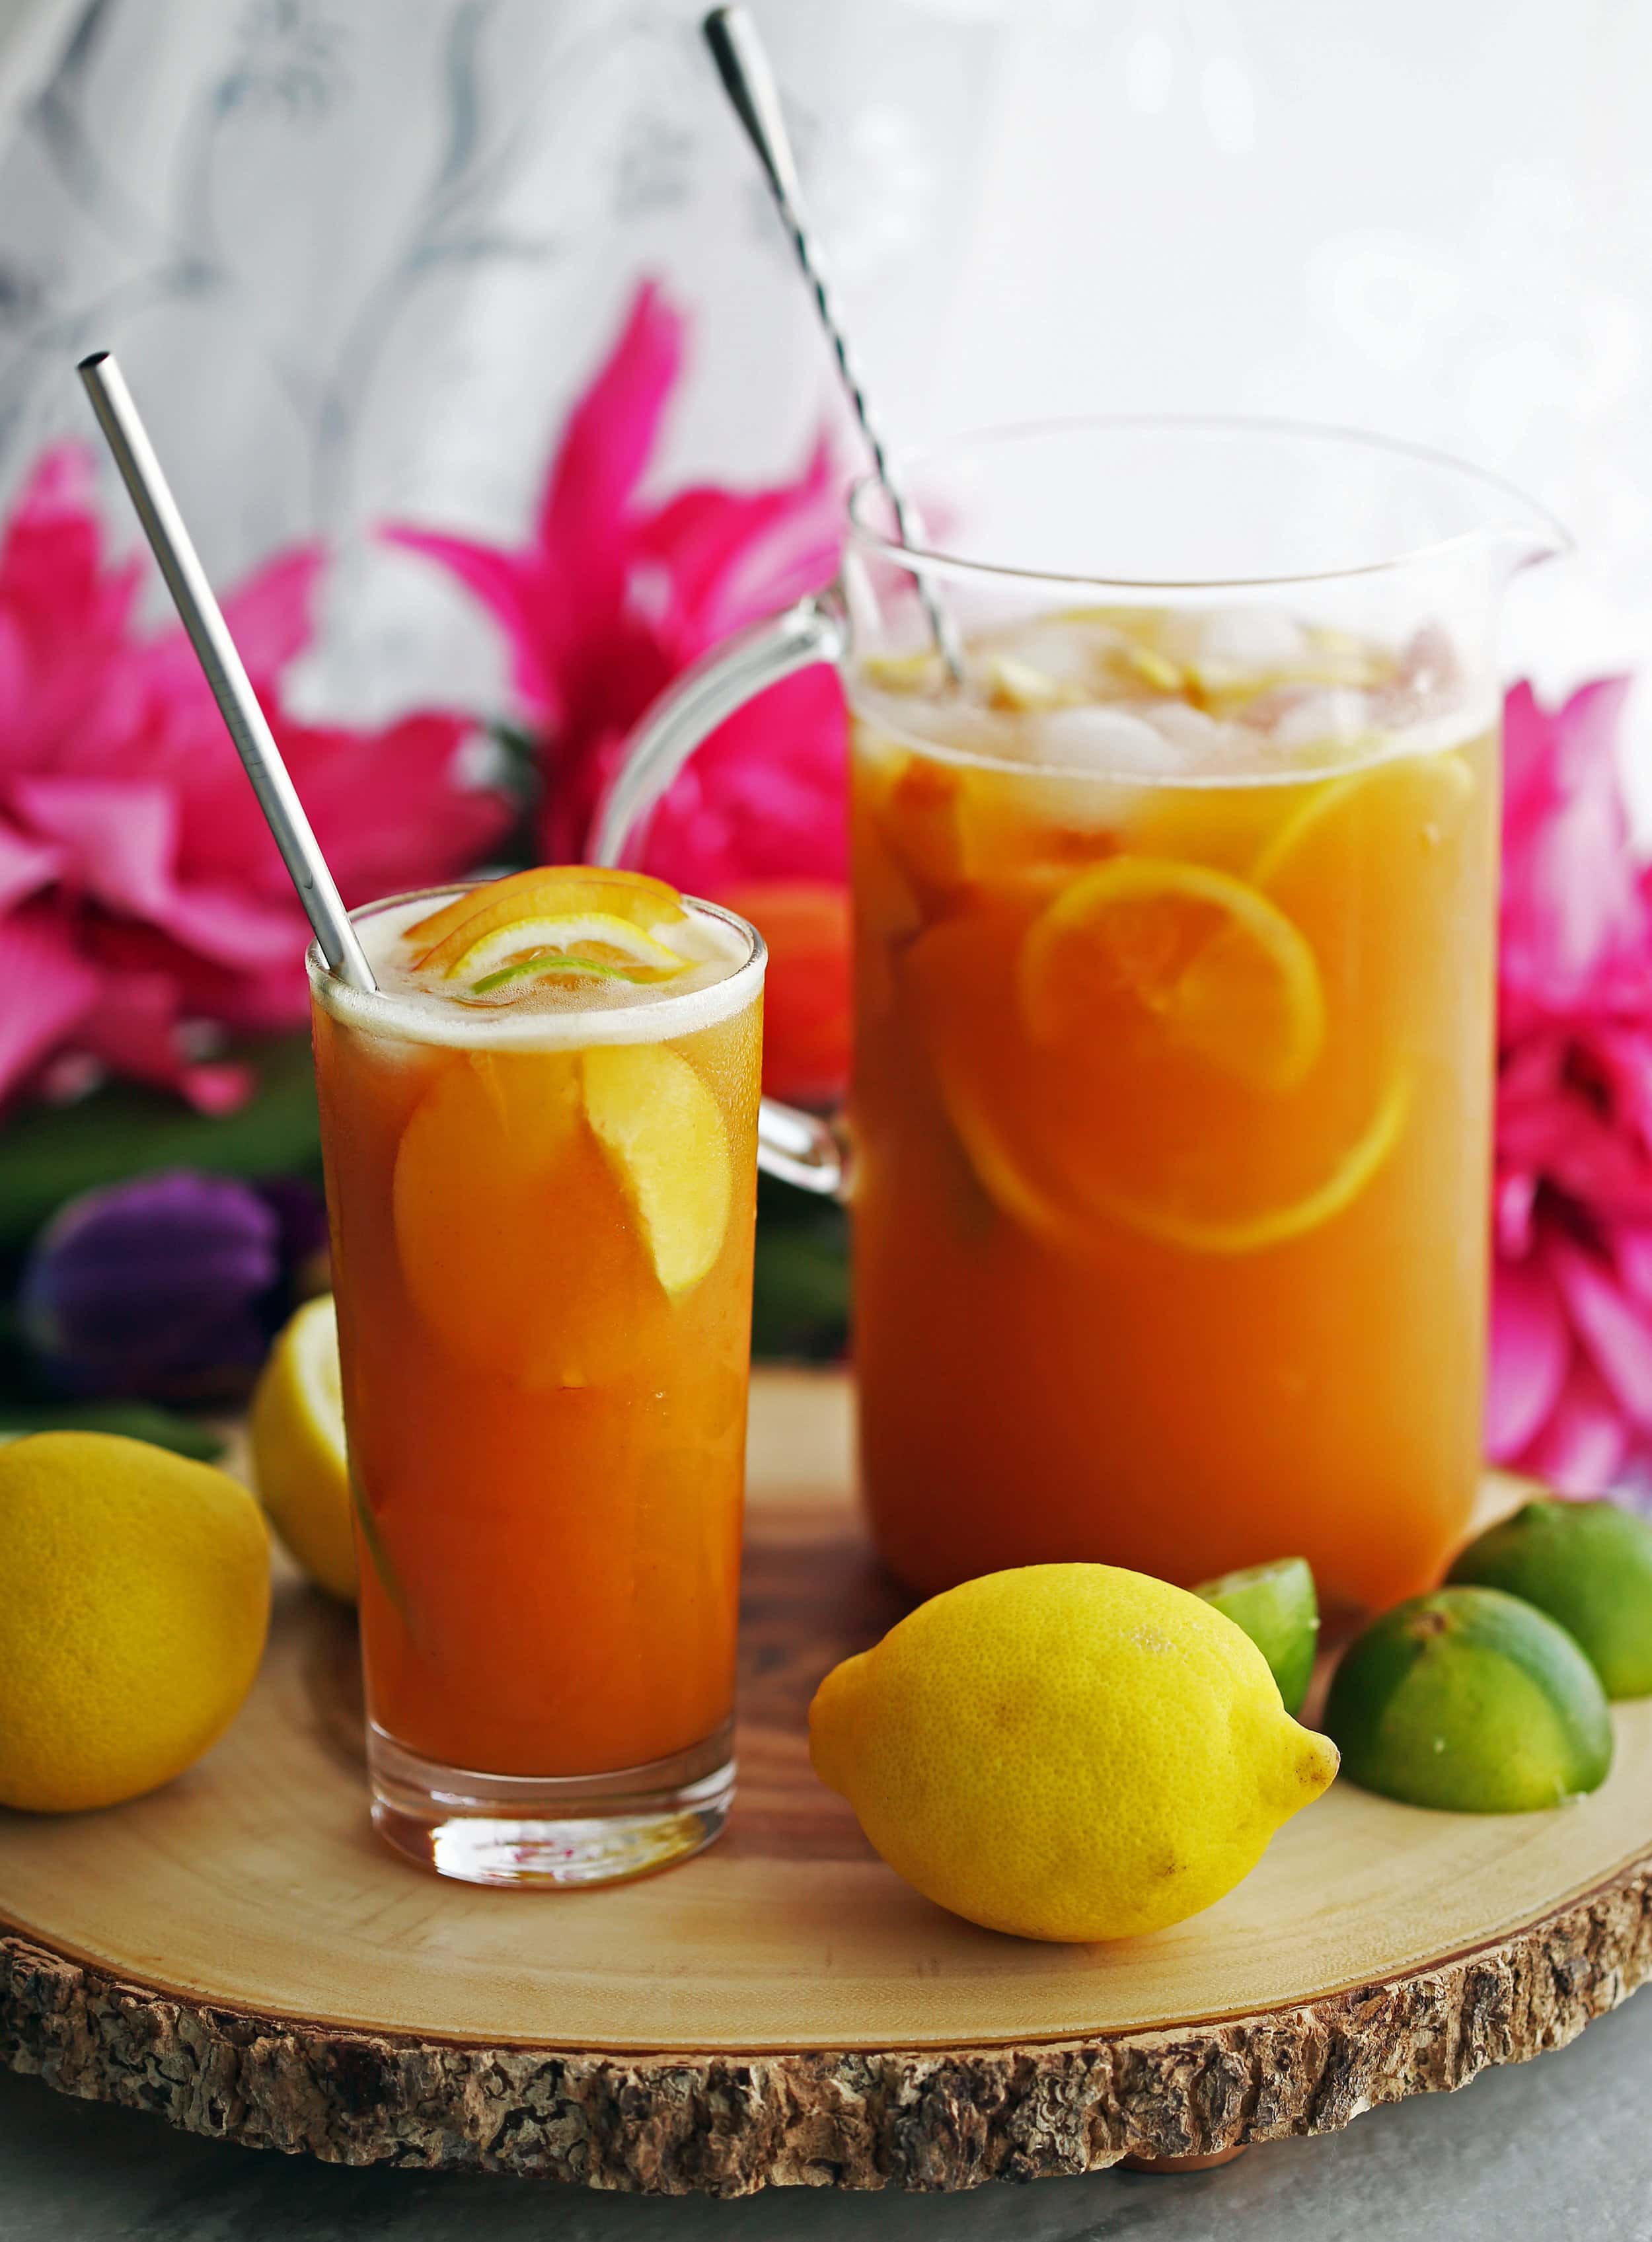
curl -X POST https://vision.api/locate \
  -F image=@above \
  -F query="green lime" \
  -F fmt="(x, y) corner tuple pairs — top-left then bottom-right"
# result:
(1193, 1557), (1319, 1716)
(1446, 1494), (1652, 1700)
(1324, 1587), (1613, 1813)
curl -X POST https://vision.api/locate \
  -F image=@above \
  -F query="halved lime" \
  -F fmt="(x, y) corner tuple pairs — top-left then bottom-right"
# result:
(1324, 1587), (1614, 1813)
(1447, 1495), (1652, 1700)
(1193, 1557), (1319, 1715)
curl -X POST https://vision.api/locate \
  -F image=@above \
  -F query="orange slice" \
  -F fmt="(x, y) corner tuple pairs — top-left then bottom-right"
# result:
(407, 866), (685, 967)
(1019, 855), (1325, 1097)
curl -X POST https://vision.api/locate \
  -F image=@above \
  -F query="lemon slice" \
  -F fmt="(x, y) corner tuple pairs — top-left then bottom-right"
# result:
(582, 1046), (732, 1295)
(248, 1294), (355, 1602)
(443, 912), (688, 983)
(859, 650), (946, 694)
(1252, 749), (1474, 890)
(412, 867), (685, 973)
(1019, 855), (1325, 1096)
(1077, 1072), (1413, 1255)
(936, 1052), (1411, 1259)
(909, 910), (1408, 1263)
(582, 1045), (730, 1300)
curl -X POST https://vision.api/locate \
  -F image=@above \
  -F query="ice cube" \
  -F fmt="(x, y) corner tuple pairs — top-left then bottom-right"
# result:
(1168, 605), (1312, 673)
(1032, 706), (1181, 776)
(1252, 687), (1376, 756)
(981, 617), (1119, 688)
(1143, 700), (1254, 767)
(1376, 624), (1464, 726)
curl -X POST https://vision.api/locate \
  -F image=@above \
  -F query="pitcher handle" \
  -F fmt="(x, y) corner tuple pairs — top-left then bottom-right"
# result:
(591, 589), (852, 1201)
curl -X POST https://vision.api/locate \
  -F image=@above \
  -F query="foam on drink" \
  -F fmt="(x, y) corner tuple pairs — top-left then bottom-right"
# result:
(311, 885), (761, 1051)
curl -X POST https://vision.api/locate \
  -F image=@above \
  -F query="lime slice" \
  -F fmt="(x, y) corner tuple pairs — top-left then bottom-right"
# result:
(582, 1045), (732, 1296)
(1324, 1586), (1614, 1812)
(470, 953), (635, 996)
(1019, 855), (1326, 1098)
(1447, 1495), (1652, 1700)
(1194, 1557), (1319, 1716)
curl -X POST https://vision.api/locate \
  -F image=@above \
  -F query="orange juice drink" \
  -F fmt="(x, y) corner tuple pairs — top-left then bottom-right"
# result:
(849, 609), (1499, 1616)
(307, 868), (763, 1887)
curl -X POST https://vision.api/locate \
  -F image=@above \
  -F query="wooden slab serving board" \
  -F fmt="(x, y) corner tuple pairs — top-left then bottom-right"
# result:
(2, 1369), (1651, 2196)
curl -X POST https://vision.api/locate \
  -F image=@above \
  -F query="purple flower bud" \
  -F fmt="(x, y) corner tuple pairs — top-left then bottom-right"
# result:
(20, 1171), (283, 1401)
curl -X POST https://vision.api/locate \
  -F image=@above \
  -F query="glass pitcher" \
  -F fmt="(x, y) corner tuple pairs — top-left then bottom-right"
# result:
(595, 418), (1567, 1615)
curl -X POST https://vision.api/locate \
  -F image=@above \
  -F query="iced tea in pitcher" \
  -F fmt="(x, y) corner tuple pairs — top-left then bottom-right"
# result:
(850, 607), (1499, 1614)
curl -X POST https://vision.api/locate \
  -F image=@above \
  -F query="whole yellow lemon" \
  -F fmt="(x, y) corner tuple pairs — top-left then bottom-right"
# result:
(0, 1432), (270, 1813)
(809, 1563), (1338, 1942)
(249, 1294), (356, 1602)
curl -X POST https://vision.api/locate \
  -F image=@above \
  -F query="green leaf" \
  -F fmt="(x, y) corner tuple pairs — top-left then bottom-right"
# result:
(0, 1035), (322, 1249)
(0, 1403), (227, 1461)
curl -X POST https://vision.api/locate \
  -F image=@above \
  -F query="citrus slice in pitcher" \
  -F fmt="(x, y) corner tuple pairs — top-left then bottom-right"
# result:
(910, 907), (1408, 1259)
(1252, 747), (1475, 894)
(1018, 855), (1326, 1096)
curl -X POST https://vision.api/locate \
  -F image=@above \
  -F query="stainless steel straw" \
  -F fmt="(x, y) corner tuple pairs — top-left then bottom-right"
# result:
(702, 5), (965, 685)
(77, 351), (377, 992)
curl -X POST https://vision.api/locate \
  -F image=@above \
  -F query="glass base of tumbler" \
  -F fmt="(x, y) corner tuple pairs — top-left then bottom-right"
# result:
(367, 1719), (735, 1888)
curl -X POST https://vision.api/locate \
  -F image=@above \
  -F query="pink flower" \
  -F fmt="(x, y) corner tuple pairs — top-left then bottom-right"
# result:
(1488, 677), (1652, 1497)
(392, 280), (851, 1101)
(0, 446), (508, 1113)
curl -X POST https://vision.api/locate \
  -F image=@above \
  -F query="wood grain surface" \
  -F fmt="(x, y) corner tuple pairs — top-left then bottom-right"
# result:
(1, 1370), (1649, 2192)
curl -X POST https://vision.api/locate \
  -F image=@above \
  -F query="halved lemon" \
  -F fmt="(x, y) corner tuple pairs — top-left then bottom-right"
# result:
(1019, 855), (1326, 1098)
(248, 1294), (354, 1602)
(441, 911), (688, 984)
(582, 1046), (732, 1296)
(410, 866), (685, 972)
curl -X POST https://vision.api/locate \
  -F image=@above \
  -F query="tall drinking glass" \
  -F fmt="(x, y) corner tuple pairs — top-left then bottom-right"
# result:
(597, 420), (1566, 1617)
(308, 881), (764, 1887)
